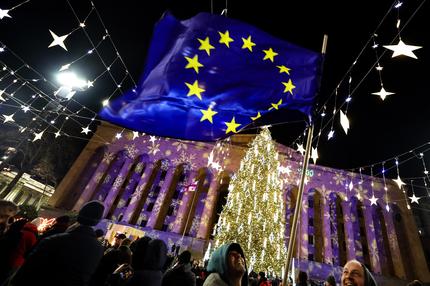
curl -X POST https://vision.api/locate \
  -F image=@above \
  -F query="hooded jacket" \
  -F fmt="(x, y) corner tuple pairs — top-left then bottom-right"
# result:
(203, 243), (248, 286)
(126, 239), (167, 286)
(361, 263), (377, 286)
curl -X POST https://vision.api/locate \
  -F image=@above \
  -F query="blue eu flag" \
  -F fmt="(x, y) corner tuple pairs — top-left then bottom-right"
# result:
(100, 12), (322, 141)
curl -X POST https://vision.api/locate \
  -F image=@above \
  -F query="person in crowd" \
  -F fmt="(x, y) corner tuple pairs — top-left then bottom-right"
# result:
(407, 280), (423, 286)
(325, 275), (336, 286)
(0, 200), (18, 237)
(162, 250), (196, 286)
(203, 242), (248, 286)
(341, 259), (377, 286)
(324, 275), (336, 286)
(39, 215), (70, 239)
(9, 200), (105, 286)
(90, 244), (132, 286)
(0, 218), (27, 284)
(248, 271), (258, 286)
(296, 271), (309, 286)
(126, 239), (167, 286)
(257, 272), (269, 286)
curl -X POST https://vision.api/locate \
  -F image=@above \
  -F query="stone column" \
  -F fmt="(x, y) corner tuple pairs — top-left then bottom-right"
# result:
(49, 122), (118, 208)
(362, 204), (382, 274)
(341, 200), (357, 261)
(196, 176), (221, 239)
(72, 161), (110, 211)
(382, 206), (406, 279)
(398, 203), (430, 281)
(122, 162), (154, 223)
(298, 192), (309, 260)
(321, 196), (334, 264)
(146, 167), (176, 229)
(172, 171), (199, 234)
(103, 158), (133, 217)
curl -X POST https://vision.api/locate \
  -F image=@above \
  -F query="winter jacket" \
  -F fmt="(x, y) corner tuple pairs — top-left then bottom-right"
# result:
(162, 263), (196, 286)
(10, 223), (104, 286)
(203, 273), (229, 286)
(125, 239), (167, 286)
(10, 222), (38, 269)
(203, 243), (248, 286)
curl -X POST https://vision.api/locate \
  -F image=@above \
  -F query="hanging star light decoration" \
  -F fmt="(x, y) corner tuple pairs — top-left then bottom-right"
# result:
(32, 130), (44, 142)
(81, 126), (91, 135)
(59, 64), (70, 71)
(383, 39), (422, 59)
(54, 130), (61, 138)
(2, 114), (14, 123)
(115, 132), (122, 139)
(296, 143), (305, 155)
(48, 30), (69, 51)
(0, 90), (7, 101)
(393, 176), (406, 189)
(311, 147), (318, 164)
(0, 8), (11, 19)
(327, 129), (334, 140)
(372, 86), (394, 101)
(132, 131), (139, 140)
(340, 110), (349, 134)
(409, 193), (420, 204)
(369, 194), (378, 206)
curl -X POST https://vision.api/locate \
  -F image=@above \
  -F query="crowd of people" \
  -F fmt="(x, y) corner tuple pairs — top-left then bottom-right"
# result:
(0, 199), (425, 286)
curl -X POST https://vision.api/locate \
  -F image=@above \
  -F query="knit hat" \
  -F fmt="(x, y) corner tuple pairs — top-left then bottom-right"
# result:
(178, 250), (192, 264)
(77, 200), (104, 226)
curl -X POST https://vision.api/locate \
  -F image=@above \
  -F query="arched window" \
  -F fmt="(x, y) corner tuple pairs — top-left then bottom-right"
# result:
(372, 204), (394, 276)
(308, 188), (323, 263)
(328, 192), (347, 266)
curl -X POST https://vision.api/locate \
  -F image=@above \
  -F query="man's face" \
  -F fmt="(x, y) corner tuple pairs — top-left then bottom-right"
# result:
(227, 250), (245, 277)
(341, 260), (365, 286)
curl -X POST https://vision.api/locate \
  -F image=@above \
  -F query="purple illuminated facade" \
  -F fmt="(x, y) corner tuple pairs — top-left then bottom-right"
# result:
(49, 122), (430, 284)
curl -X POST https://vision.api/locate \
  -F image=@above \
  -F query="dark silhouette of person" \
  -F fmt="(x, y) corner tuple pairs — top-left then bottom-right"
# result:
(162, 250), (196, 286)
(10, 200), (105, 286)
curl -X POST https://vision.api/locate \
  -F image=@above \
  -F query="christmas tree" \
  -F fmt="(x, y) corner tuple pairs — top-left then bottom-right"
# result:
(213, 127), (286, 275)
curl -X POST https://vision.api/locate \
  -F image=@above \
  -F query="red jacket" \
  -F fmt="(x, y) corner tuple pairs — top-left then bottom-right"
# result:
(10, 222), (38, 268)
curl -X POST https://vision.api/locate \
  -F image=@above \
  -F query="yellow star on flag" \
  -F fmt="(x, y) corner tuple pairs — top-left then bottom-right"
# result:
(198, 37), (215, 55)
(200, 107), (218, 123)
(225, 117), (241, 134)
(251, 112), (261, 121)
(269, 99), (283, 110)
(276, 65), (291, 74)
(218, 30), (234, 47)
(282, 79), (296, 94)
(185, 54), (203, 73)
(262, 47), (278, 62)
(241, 36), (256, 52)
(185, 80), (205, 100)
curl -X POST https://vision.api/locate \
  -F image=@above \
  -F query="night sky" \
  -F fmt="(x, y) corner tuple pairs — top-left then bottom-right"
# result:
(1, 0), (429, 194)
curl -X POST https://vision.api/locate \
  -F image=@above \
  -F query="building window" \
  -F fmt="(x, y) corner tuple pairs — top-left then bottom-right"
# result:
(308, 199), (314, 209)
(309, 217), (314, 227)
(309, 234), (314, 245)
(161, 224), (169, 231)
(126, 197), (132, 207)
(140, 220), (147, 227)
(118, 214), (123, 222)
(308, 253), (314, 261)
(147, 202), (154, 211)
(167, 206), (174, 216)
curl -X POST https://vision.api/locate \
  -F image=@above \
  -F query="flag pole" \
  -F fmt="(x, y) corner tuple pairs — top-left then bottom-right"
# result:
(282, 34), (327, 285)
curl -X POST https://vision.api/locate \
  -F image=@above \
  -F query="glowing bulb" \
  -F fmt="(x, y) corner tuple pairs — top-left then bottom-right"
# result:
(57, 72), (87, 89)
(102, 99), (109, 106)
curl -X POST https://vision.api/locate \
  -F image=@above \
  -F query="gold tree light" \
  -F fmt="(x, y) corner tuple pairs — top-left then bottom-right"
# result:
(213, 127), (286, 275)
